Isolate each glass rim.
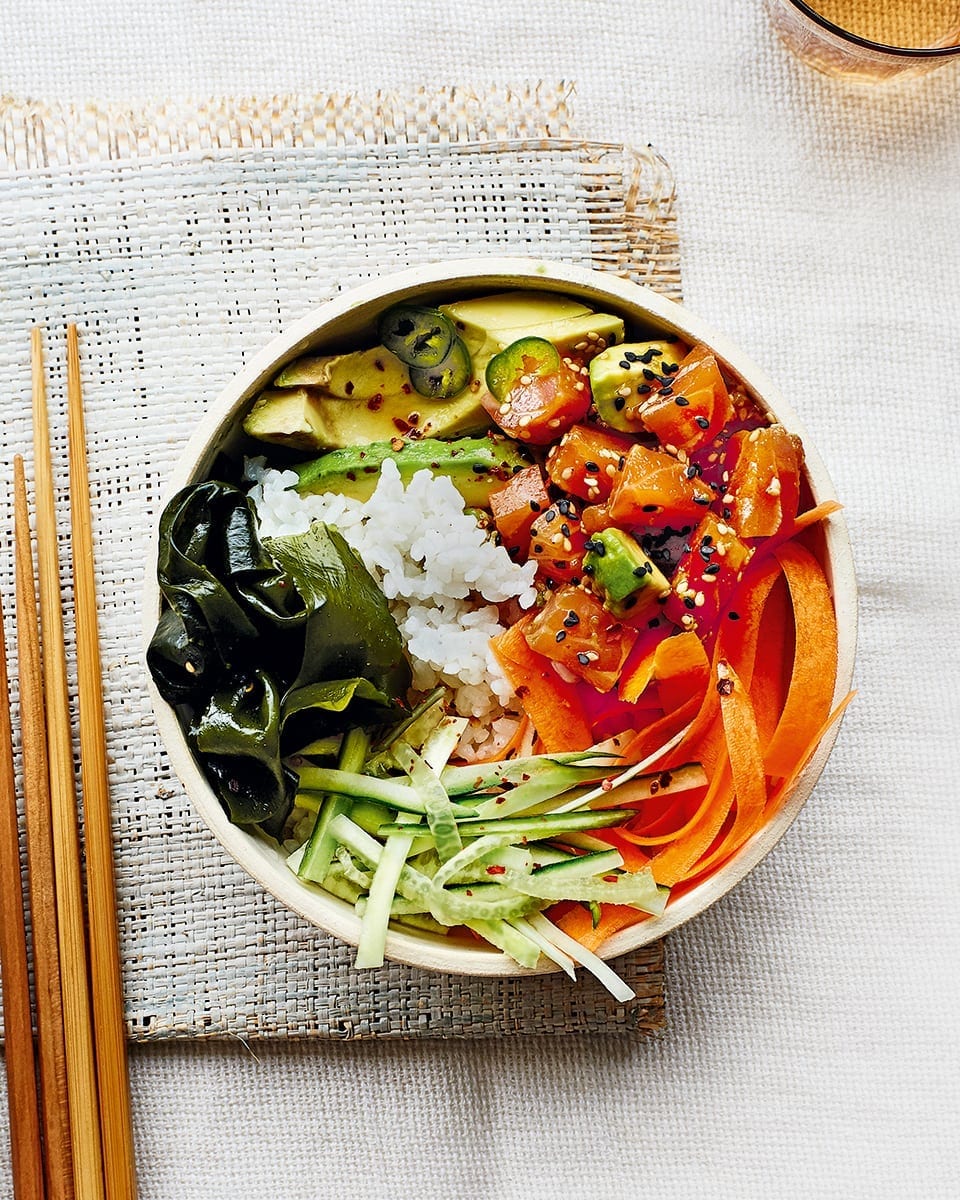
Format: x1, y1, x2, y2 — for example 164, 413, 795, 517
787, 0, 960, 58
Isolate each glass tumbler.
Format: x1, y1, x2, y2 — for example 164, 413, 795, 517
765, 0, 960, 80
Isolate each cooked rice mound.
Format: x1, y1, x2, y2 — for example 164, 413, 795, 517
247, 458, 538, 728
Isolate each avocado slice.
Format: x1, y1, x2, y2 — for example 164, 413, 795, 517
589, 340, 687, 432
243, 376, 490, 451
294, 435, 536, 508
244, 293, 626, 453
442, 292, 625, 368
583, 528, 671, 620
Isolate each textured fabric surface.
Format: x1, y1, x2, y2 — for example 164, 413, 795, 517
0, 90, 675, 1040
0, 1, 958, 1197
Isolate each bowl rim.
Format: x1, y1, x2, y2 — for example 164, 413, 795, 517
144, 255, 858, 975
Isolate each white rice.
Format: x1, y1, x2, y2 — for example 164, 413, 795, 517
246, 457, 538, 736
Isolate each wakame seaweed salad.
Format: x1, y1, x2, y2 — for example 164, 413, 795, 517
148, 480, 411, 830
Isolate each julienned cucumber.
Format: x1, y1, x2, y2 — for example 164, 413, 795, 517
377, 809, 636, 839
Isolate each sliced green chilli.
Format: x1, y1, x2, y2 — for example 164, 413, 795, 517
485, 337, 560, 402
409, 335, 472, 399
377, 304, 455, 368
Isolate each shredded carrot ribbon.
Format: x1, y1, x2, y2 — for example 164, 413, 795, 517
763, 542, 839, 779
490, 618, 593, 752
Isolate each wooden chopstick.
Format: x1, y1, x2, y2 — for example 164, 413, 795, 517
14, 454, 76, 1200
0, 538, 45, 1200
65, 324, 138, 1200
31, 327, 106, 1200
14, 451, 75, 1200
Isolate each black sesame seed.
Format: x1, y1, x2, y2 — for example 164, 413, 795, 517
577, 652, 590, 666
563, 611, 580, 627
585, 461, 600, 473
728, 611, 740, 621
674, 396, 689, 407
648, 618, 661, 629
555, 630, 567, 643
695, 416, 710, 430
704, 563, 721, 575
633, 565, 648, 577
693, 496, 710, 506
659, 387, 673, 398
642, 368, 657, 381
619, 360, 631, 370
561, 523, 571, 537
624, 351, 639, 362
545, 510, 557, 523
529, 500, 542, 512
557, 499, 571, 515
642, 504, 660, 513
639, 348, 662, 364
583, 564, 595, 576
534, 544, 544, 554
618, 456, 626, 470
683, 597, 696, 610
614, 397, 626, 412
638, 384, 652, 396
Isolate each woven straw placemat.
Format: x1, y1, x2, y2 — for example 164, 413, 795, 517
0, 84, 680, 1040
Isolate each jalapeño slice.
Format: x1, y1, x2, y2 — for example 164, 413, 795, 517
408, 335, 473, 399
485, 336, 560, 401
377, 303, 456, 368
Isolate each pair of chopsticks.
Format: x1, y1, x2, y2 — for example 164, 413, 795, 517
0, 327, 137, 1200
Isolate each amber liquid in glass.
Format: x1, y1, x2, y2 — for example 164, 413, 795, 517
807, 1, 960, 49
768, 0, 960, 78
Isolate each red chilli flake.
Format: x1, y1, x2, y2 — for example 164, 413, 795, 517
485, 865, 507, 876
602, 875, 620, 884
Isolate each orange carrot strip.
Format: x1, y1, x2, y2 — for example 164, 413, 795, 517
747, 575, 793, 750
790, 498, 843, 535
491, 618, 594, 751
556, 902, 649, 953
767, 690, 856, 809
682, 660, 768, 878
653, 631, 711, 713
717, 553, 784, 690
619, 692, 702, 763
649, 755, 734, 886
763, 542, 838, 778
619, 785, 717, 847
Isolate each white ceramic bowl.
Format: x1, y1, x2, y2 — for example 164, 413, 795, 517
146, 257, 857, 975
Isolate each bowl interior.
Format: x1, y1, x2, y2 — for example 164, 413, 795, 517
146, 257, 857, 975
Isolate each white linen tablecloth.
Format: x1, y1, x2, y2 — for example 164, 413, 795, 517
0, 1, 958, 1197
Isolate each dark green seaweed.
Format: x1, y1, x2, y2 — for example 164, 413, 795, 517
148, 481, 411, 828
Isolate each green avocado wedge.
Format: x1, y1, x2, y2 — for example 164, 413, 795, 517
294, 434, 535, 508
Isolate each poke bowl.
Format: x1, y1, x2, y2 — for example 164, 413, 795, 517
145, 258, 857, 996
